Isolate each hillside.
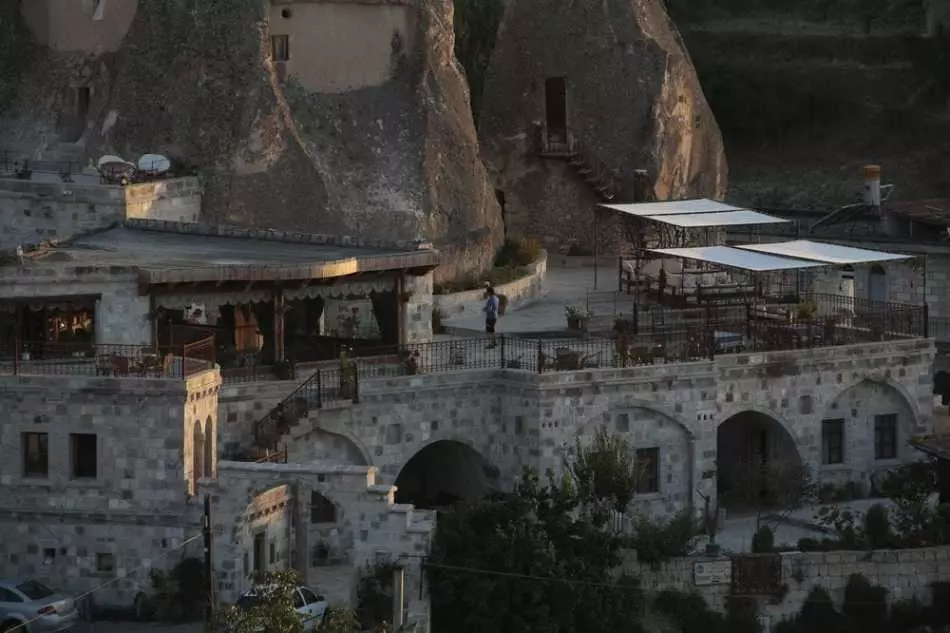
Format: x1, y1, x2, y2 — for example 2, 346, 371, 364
670, 4, 950, 211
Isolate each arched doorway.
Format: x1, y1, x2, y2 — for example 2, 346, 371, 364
716, 411, 805, 511
868, 264, 887, 303
394, 441, 495, 509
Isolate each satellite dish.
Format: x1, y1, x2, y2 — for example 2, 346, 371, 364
137, 154, 170, 175
97, 155, 125, 169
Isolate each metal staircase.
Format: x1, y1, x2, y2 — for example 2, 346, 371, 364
535, 124, 621, 202
252, 361, 360, 454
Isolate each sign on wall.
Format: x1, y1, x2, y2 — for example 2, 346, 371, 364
693, 560, 732, 586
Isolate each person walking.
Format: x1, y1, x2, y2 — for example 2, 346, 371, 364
484, 286, 500, 349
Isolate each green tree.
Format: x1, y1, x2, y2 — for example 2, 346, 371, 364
216, 570, 359, 633
570, 425, 639, 513
453, 0, 505, 125
429, 467, 644, 633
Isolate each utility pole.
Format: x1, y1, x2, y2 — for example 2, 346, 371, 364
203, 495, 215, 633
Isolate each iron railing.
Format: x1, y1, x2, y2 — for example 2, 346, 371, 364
0, 336, 217, 379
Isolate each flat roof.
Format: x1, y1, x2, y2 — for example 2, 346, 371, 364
649, 245, 826, 272
33, 226, 438, 285
599, 199, 747, 217
644, 210, 790, 228
735, 239, 913, 265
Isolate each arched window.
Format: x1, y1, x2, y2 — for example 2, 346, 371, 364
310, 492, 336, 524
193, 422, 204, 484
203, 416, 214, 478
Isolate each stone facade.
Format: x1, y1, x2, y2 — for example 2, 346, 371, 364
0, 177, 202, 251
210, 461, 433, 624
402, 272, 434, 344
0, 369, 220, 607
0, 265, 151, 346
624, 546, 950, 625
250, 338, 937, 519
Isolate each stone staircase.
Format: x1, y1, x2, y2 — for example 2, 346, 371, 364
252, 362, 360, 455
536, 126, 621, 202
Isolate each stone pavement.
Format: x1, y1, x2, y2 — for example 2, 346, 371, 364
442, 266, 620, 336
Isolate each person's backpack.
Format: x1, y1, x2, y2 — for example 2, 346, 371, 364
498, 294, 509, 316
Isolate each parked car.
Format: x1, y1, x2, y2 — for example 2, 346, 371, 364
0, 579, 80, 633
235, 585, 328, 632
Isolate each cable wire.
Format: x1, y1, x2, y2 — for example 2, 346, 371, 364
7, 532, 204, 633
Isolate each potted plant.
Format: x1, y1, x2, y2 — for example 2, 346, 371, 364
565, 305, 590, 331
795, 299, 817, 322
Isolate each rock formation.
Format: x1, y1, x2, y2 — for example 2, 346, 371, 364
0, 0, 503, 282
478, 0, 728, 251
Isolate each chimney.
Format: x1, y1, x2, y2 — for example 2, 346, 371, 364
862, 164, 882, 207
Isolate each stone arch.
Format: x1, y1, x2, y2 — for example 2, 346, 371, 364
289, 426, 371, 466
394, 439, 495, 509
600, 404, 695, 517
820, 379, 919, 477
716, 410, 805, 511
204, 416, 214, 478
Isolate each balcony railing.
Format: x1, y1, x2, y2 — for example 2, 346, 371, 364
0, 336, 216, 379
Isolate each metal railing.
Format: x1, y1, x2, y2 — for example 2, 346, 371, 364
0, 336, 217, 379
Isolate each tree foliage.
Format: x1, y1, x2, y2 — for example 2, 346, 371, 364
570, 425, 639, 513
216, 570, 359, 633
452, 0, 505, 125
429, 468, 644, 633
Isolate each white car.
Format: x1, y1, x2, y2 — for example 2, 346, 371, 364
235, 585, 328, 632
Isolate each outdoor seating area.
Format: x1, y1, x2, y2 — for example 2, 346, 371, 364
0, 338, 216, 379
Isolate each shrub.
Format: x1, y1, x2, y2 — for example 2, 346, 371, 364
494, 237, 541, 268
843, 574, 888, 633
654, 589, 721, 633
752, 525, 775, 553
566, 243, 593, 256
630, 510, 700, 566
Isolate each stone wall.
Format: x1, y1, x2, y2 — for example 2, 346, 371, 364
0, 177, 203, 251
623, 546, 950, 626
276, 339, 934, 518
434, 252, 547, 318
210, 461, 433, 626
0, 266, 151, 346
0, 369, 219, 607
402, 271, 434, 344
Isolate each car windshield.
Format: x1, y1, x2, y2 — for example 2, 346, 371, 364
16, 581, 55, 601
236, 595, 260, 610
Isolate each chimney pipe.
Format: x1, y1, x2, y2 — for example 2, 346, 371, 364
863, 164, 882, 207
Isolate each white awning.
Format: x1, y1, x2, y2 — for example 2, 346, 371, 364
648, 246, 826, 272
644, 210, 790, 228
599, 199, 747, 217
734, 240, 913, 265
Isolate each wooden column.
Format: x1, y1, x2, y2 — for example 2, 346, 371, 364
273, 289, 286, 362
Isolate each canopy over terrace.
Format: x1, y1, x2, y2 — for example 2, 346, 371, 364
733, 239, 914, 265
5, 222, 439, 368
598, 199, 791, 293
640, 244, 825, 307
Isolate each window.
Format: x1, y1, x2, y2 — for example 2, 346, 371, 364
22, 432, 49, 477
70, 433, 98, 479
95, 553, 115, 574
635, 448, 659, 494
300, 588, 321, 605
821, 419, 845, 465
15, 581, 53, 601
292, 590, 305, 609
204, 416, 214, 478
310, 492, 336, 524
615, 413, 630, 433
0, 587, 22, 602
875, 414, 898, 460
269, 540, 276, 564
271, 35, 290, 62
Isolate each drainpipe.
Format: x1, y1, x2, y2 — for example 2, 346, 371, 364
392, 564, 406, 629
688, 435, 697, 518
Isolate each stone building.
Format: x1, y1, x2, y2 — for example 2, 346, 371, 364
0, 0, 503, 282
479, 0, 728, 253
